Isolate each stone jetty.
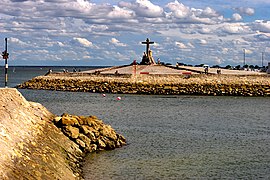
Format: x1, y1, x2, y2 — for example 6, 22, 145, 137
17, 73, 270, 96
0, 88, 126, 179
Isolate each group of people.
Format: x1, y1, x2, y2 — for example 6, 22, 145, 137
141, 50, 156, 65
204, 66, 222, 74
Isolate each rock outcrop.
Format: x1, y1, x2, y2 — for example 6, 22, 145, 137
0, 88, 126, 179
53, 114, 126, 153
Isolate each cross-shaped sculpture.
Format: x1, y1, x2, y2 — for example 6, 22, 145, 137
141, 38, 154, 57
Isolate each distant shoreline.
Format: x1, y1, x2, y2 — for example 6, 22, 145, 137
0, 65, 111, 68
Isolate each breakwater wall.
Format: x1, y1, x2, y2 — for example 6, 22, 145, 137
17, 75, 270, 96
0, 88, 126, 179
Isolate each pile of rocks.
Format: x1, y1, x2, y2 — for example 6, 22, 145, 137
17, 75, 270, 96
53, 113, 126, 153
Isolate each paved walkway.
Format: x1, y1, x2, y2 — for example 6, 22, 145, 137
83, 65, 194, 75
82, 65, 266, 75
177, 66, 265, 75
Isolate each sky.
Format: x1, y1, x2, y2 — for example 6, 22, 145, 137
0, 0, 270, 66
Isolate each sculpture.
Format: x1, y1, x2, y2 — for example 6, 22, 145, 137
140, 38, 156, 65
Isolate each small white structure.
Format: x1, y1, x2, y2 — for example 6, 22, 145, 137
267, 62, 270, 74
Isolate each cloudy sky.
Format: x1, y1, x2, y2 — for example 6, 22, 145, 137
0, 0, 269, 66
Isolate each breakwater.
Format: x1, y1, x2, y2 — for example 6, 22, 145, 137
17, 74, 270, 96
0, 88, 126, 179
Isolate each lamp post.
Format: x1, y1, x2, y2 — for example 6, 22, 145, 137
243, 48, 246, 67
262, 52, 264, 67
2, 38, 9, 88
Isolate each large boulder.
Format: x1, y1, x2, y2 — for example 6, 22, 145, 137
53, 114, 126, 153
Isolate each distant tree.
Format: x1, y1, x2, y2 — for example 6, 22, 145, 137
212, 65, 220, 68
235, 65, 241, 70
178, 62, 186, 66
243, 64, 249, 68
195, 64, 205, 67
225, 65, 232, 69
254, 65, 260, 69
249, 65, 255, 69
187, 64, 193, 67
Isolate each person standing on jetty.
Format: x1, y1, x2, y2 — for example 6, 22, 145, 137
204, 65, 209, 74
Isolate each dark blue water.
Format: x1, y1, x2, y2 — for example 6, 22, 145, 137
3, 66, 270, 179
0, 66, 100, 88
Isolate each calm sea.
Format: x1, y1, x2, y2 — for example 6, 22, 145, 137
1, 66, 270, 179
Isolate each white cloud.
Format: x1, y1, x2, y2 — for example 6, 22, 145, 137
202, 7, 219, 17
232, 13, 242, 21
253, 20, 270, 33
175, 41, 188, 49
9, 37, 27, 46
222, 48, 229, 54
0, 0, 269, 66
235, 7, 255, 16
103, 50, 129, 61
166, 1, 222, 24
221, 23, 248, 34
83, 55, 91, 59
244, 49, 253, 54
57, 41, 65, 47
187, 42, 195, 48
199, 39, 208, 45
110, 38, 127, 47
73, 37, 93, 47
254, 33, 270, 41
213, 57, 222, 65
119, 0, 163, 18
175, 41, 194, 49
198, 27, 212, 34
166, 1, 190, 18
108, 6, 134, 19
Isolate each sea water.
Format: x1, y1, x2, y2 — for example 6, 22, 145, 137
2, 67, 270, 179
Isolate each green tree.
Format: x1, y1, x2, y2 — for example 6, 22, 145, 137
235, 65, 241, 70
225, 65, 232, 69
249, 65, 255, 69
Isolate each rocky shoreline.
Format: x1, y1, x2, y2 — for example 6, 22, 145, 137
17, 74, 270, 96
0, 88, 126, 179
54, 113, 126, 153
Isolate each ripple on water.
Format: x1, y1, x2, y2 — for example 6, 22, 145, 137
19, 90, 270, 179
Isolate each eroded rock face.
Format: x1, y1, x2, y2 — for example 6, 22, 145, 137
0, 88, 83, 179
0, 89, 127, 180
54, 113, 126, 153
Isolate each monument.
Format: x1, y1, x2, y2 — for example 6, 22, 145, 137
140, 38, 156, 65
